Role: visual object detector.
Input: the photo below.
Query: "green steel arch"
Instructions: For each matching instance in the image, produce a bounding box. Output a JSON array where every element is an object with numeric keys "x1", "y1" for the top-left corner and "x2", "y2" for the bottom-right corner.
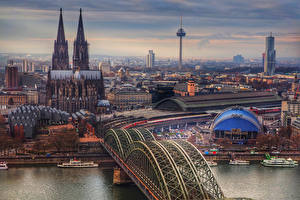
[
  {"x1": 133, "y1": 128, "x2": 156, "y2": 141},
  {"x1": 125, "y1": 141, "x2": 170, "y2": 200},
  {"x1": 173, "y1": 140, "x2": 224, "y2": 199},
  {"x1": 125, "y1": 140, "x2": 224, "y2": 200},
  {"x1": 104, "y1": 128, "x2": 156, "y2": 159},
  {"x1": 104, "y1": 128, "x2": 224, "y2": 200},
  {"x1": 127, "y1": 128, "x2": 146, "y2": 141},
  {"x1": 159, "y1": 140, "x2": 209, "y2": 199},
  {"x1": 104, "y1": 129, "x2": 124, "y2": 158}
]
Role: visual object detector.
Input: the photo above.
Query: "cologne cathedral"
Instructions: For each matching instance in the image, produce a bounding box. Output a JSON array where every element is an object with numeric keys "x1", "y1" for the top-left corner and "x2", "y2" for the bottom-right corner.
[{"x1": 46, "y1": 8, "x2": 105, "y2": 113}]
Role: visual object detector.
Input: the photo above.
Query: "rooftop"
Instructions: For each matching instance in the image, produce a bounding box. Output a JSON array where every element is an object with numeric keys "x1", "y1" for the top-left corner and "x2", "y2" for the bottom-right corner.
[
  {"x1": 154, "y1": 91, "x2": 282, "y2": 112},
  {"x1": 50, "y1": 70, "x2": 102, "y2": 80},
  {"x1": 211, "y1": 107, "x2": 261, "y2": 132}
]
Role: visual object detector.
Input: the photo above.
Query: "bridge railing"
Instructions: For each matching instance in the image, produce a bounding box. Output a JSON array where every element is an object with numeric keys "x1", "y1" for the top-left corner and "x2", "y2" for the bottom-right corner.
[{"x1": 99, "y1": 139, "x2": 163, "y2": 200}]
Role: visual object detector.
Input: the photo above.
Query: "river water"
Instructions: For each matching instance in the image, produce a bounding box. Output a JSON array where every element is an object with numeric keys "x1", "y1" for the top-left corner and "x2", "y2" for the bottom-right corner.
[{"x1": 0, "y1": 165, "x2": 299, "y2": 200}]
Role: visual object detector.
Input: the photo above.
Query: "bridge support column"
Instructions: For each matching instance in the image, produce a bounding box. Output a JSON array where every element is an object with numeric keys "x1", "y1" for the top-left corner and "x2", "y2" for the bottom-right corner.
[{"x1": 113, "y1": 167, "x2": 132, "y2": 185}]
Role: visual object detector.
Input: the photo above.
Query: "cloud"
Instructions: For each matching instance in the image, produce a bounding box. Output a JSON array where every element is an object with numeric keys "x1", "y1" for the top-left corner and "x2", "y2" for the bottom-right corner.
[
  {"x1": 198, "y1": 39, "x2": 210, "y2": 49},
  {"x1": 0, "y1": 0, "x2": 299, "y2": 58}
]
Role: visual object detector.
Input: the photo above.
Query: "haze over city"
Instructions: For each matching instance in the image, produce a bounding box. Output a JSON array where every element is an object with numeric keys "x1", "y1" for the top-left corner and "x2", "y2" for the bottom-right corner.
[{"x1": 0, "y1": 0, "x2": 299, "y2": 58}]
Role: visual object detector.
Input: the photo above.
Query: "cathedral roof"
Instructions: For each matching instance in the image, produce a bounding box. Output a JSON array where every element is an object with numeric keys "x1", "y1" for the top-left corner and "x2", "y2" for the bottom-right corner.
[{"x1": 50, "y1": 70, "x2": 102, "y2": 80}]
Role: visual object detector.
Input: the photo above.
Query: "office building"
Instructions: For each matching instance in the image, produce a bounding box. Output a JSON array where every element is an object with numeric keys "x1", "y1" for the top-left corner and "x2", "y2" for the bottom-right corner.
[
  {"x1": 263, "y1": 33, "x2": 276, "y2": 76},
  {"x1": 98, "y1": 62, "x2": 111, "y2": 73},
  {"x1": 5, "y1": 65, "x2": 19, "y2": 89},
  {"x1": 233, "y1": 54, "x2": 244, "y2": 64},
  {"x1": 107, "y1": 86, "x2": 152, "y2": 111},
  {"x1": 22, "y1": 59, "x2": 28, "y2": 72},
  {"x1": 146, "y1": 50, "x2": 155, "y2": 68}
]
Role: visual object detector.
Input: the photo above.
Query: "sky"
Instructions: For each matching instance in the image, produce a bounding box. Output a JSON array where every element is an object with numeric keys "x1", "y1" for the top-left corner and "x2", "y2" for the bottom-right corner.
[{"x1": 0, "y1": 0, "x2": 299, "y2": 59}]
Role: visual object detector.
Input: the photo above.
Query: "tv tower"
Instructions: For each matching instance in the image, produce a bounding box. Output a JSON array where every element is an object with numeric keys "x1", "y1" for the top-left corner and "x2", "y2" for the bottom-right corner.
[{"x1": 176, "y1": 16, "x2": 186, "y2": 70}]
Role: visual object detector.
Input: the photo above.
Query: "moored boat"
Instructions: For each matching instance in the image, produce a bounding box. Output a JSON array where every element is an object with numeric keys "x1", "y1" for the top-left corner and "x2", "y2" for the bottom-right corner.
[
  {"x1": 229, "y1": 160, "x2": 250, "y2": 165},
  {"x1": 0, "y1": 161, "x2": 8, "y2": 170},
  {"x1": 207, "y1": 161, "x2": 218, "y2": 167},
  {"x1": 57, "y1": 159, "x2": 98, "y2": 168},
  {"x1": 261, "y1": 157, "x2": 298, "y2": 168}
]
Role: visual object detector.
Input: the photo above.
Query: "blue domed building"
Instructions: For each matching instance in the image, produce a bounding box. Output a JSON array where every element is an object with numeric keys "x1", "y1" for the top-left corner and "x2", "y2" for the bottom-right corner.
[{"x1": 211, "y1": 107, "x2": 261, "y2": 144}]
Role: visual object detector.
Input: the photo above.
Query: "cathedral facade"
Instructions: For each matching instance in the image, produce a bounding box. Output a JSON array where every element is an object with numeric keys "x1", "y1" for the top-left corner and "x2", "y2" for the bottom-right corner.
[{"x1": 46, "y1": 9, "x2": 105, "y2": 113}]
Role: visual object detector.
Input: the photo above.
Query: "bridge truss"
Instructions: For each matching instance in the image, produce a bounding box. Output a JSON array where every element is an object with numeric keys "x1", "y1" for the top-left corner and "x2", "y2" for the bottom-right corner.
[{"x1": 102, "y1": 128, "x2": 224, "y2": 200}]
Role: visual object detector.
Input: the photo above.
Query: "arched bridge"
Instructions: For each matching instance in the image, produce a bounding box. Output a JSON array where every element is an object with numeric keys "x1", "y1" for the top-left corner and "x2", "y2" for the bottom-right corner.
[{"x1": 99, "y1": 128, "x2": 224, "y2": 200}]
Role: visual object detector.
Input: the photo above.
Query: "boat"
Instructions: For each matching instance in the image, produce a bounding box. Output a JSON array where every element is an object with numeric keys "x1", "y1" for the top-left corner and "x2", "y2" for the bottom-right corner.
[
  {"x1": 207, "y1": 161, "x2": 218, "y2": 167},
  {"x1": 0, "y1": 161, "x2": 8, "y2": 170},
  {"x1": 57, "y1": 159, "x2": 98, "y2": 168},
  {"x1": 229, "y1": 160, "x2": 250, "y2": 165},
  {"x1": 261, "y1": 157, "x2": 298, "y2": 168}
]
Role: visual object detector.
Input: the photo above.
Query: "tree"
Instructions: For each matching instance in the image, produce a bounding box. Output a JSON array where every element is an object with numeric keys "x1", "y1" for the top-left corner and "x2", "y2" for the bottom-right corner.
[
  {"x1": 50, "y1": 135, "x2": 64, "y2": 152},
  {"x1": 216, "y1": 138, "x2": 232, "y2": 147},
  {"x1": 291, "y1": 134, "x2": 300, "y2": 150},
  {"x1": 32, "y1": 141, "x2": 43, "y2": 154},
  {"x1": 278, "y1": 126, "x2": 292, "y2": 139},
  {"x1": 49, "y1": 130, "x2": 79, "y2": 152}
]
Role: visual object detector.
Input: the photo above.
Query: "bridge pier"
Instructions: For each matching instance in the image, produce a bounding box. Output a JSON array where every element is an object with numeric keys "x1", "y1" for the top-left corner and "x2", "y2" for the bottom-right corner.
[{"x1": 113, "y1": 167, "x2": 133, "y2": 185}]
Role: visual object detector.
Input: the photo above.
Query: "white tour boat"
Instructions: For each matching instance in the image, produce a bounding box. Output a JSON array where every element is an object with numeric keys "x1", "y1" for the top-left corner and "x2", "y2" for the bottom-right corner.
[
  {"x1": 57, "y1": 159, "x2": 98, "y2": 168},
  {"x1": 0, "y1": 161, "x2": 8, "y2": 170},
  {"x1": 207, "y1": 161, "x2": 218, "y2": 167},
  {"x1": 229, "y1": 159, "x2": 250, "y2": 165},
  {"x1": 261, "y1": 157, "x2": 298, "y2": 168}
]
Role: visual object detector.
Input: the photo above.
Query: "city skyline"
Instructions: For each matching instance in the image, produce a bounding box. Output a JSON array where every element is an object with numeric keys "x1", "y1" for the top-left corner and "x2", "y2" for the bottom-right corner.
[{"x1": 0, "y1": 0, "x2": 299, "y2": 59}]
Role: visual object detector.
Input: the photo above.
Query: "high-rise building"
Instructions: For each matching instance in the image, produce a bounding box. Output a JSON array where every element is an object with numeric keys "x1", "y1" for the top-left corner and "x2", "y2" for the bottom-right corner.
[
  {"x1": 30, "y1": 62, "x2": 35, "y2": 72},
  {"x1": 176, "y1": 16, "x2": 186, "y2": 70},
  {"x1": 98, "y1": 62, "x2": 111, "y2": 73},
  {"x1": 233, "y1": 54, "x2": 244, "y2": 64},
  {"x1": 52, "y1": 8, "x2": 69, "y2": 70},
  {"x1": 262, "y1": 53, "x2": 265, "y2": 68},
  {"x1": 5, "y1": 64, "x2": 19, "y2": 89},
  {"x1": 73, "y1": 8, "x2": 89, "y2": 70},
  {"x1": 146, "y1": 50, "x2": 155, "y2": 68},
  {"x1": 263, "y1": 33, "x2": 276, "y2": 76},
  {"x1": 22, "y1": 59, "x2": 28, "y2": 72}
]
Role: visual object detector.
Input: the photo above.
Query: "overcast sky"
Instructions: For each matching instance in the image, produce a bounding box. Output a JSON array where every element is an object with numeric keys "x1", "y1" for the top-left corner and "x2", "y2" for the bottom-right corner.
[{"x1": 0, "y1": 0, "x2": 299, "y2": 59}]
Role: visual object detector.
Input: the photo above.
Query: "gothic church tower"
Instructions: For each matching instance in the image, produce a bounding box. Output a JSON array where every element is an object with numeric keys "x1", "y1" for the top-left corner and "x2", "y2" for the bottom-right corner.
[
  {"x1": 52, "y1": 8, "x2": 69, "y2": 70},
  {"x1": 73, "y1": 8, "x2": 89, "y2": 70}
]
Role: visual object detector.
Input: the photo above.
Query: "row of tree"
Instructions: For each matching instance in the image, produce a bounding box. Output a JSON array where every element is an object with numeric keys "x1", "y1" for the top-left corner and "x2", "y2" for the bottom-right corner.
[
  {"x1": 32, "y1": 130, "x2": 79, "y2": 154},
  {"x1": 256, "y1": 134, "x2": 300, "y2": 150},
  {"x1": 0, "y1": 130, "x2": 79, "y2": 156},
  {"x1": 0, "y1": 135, "x2": 23, "y2": 155}
]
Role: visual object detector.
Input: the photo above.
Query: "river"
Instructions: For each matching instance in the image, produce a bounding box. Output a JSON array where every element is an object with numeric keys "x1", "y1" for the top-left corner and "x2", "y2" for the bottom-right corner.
[{"x1": 0, "y1": 165, "x2": 299, "y2": 200}]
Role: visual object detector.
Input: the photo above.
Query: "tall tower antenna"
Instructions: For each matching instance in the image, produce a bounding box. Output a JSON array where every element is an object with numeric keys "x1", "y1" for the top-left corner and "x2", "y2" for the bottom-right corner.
[
  {"x1": 176, "y1": 16, "x2": 186, "y2": 70},
  {"x1": 180, "y1": 16, "x2": 182, "y2": 28}
]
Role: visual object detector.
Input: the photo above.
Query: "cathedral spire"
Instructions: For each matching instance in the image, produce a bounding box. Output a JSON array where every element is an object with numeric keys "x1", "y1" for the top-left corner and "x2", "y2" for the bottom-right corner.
[
  {"x1": 76, "y1": 8, "x2": 85, "y2": 42},
  {"x1": 57, "y1": 8, "x2": 66, "y2": 43},
  {"x1": 73, "y1": 8, "x2": 89, "y2": 70},
  {"x1": 52, "y1": 8, "x2": 69, "y2": 70}
]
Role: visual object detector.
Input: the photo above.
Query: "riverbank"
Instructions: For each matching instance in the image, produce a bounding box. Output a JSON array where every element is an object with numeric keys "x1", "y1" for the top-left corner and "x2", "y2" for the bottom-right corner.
[
  {"x1": 2, "y1": 151, "x2": 300, "y2": 167},
  {"x1": 204, "y1": 152, "x2": 300, "y2": 162},
  {"x1": 0, "y1": 153, "x2": 116, "y2": 168}
]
